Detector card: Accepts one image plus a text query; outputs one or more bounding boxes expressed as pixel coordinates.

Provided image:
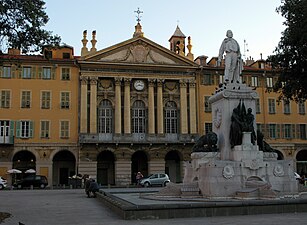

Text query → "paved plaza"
[0,188,306,225]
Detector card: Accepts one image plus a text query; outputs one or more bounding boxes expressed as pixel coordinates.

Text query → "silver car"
[140,173,170,187]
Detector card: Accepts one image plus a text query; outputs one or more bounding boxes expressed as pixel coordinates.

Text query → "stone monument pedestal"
[183,83,298,198]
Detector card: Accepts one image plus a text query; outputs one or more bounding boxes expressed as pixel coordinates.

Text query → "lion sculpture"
[192,132,218,152]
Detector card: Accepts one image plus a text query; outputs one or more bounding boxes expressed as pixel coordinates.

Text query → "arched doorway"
[12,150,36,181]
[165,150,182,183]
[97,151,115,186]
[296,150,307,175]
[53,150,75,186]
[131,151,148,184]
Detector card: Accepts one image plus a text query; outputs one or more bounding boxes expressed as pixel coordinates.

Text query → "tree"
[0,0,61,53]
[269,0,307,102]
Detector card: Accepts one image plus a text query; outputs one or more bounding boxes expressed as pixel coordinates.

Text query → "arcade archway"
[131,151,148,184]
[52,150,75,186]
[274,150,284,160]
[12,150,36,181]
[165,150,182,183]
[296,150,307,175]
[97,151,115,185]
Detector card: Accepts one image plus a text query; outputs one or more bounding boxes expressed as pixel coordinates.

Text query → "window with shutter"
[277,124,281,139]
[291,124,296,139]
[204,123,212,134]
[204,96,212,112]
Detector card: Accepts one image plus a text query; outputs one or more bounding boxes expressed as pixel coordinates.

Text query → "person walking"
[136,172,143,187]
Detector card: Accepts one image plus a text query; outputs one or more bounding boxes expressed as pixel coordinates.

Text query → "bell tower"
[169,25,186,56]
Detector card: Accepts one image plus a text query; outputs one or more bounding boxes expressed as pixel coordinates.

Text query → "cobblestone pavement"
[0,189,306,225]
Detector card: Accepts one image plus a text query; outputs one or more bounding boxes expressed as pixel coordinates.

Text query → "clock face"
[134,80,145,91]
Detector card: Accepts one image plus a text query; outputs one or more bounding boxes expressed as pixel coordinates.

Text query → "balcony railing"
[79,133,198,144]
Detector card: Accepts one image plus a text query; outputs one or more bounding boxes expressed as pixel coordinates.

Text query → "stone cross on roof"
[134,7,143,23]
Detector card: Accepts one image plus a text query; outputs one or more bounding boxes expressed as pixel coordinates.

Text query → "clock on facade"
[134,80,145,91]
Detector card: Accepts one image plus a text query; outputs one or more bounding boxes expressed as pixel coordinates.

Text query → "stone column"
[189,79,197,134]
[157,79,164,135]
[114,77,122,135]
[180,79,188,134]
[80,76,88,133]
[124,78,131,134]
[148,79,156,135]
[90,77,98,133]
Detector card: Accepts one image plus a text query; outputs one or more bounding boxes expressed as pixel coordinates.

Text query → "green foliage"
[0,0,61,53]
[269,0,307,102]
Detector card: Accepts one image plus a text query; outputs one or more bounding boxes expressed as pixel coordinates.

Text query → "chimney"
[195,55,208,66]
[8,48,21,55]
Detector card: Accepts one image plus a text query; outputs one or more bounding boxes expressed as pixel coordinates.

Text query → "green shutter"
[277,124,281,139]
[9,121,15,136]
[264,124,269,138]
[296,124,300,139]
[18,68,22,78]
[51,68,56,80]
[29,121,34,138]
[38,67,42,79]
[292,124,296,139]
[11,66,16,78]
[16,121,21,138]
[9,121,15,143]
[31,66,35,78]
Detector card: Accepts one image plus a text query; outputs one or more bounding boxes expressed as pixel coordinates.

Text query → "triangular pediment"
[81,37,197,67]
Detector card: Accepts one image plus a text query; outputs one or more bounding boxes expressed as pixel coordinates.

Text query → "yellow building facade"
[0,46,79,186]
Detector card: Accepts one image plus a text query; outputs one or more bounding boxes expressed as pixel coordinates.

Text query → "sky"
[44,0,285,61]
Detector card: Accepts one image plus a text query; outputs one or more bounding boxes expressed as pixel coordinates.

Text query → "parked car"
[15,175,48,189]
[0,176,7,190]
[139,173,170,187]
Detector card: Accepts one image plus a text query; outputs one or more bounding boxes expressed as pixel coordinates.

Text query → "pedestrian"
[88,179,99,198]
[136,172,143,187]
[85,176,92,198]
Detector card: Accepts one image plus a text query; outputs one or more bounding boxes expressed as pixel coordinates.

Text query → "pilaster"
[189,79,197,134]
[90,77,98,133]
[148,79,156,135]
[80,76,88,133]
[157,79,164,134]
[180,79,188,134]
[114,77,122,135]
[124,78,131,134]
